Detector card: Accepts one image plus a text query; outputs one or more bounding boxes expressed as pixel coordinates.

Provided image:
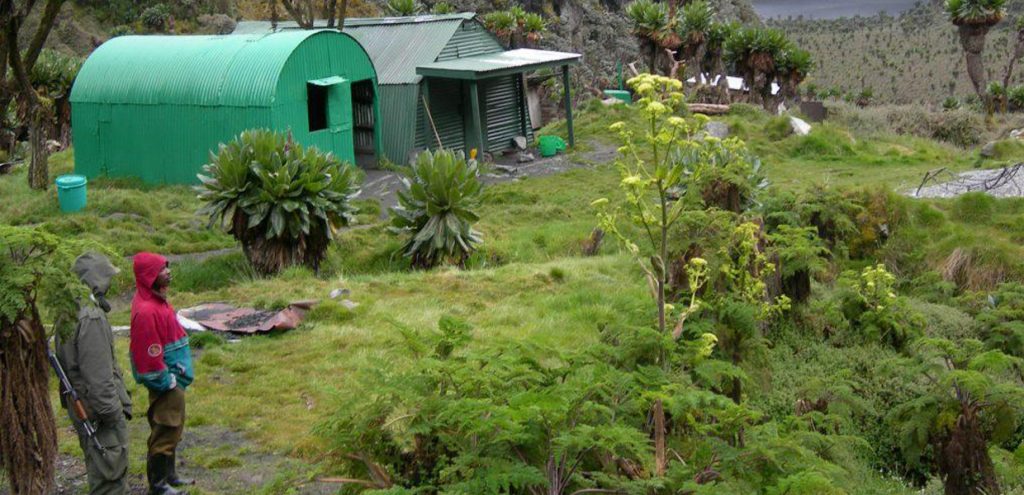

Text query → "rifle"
[47,341,106,454]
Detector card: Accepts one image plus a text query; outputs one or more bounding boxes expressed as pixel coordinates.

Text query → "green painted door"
[309,76,355,163]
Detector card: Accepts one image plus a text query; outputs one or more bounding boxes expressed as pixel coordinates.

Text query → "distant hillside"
[769,1,1024,104]
[40,0,763,99]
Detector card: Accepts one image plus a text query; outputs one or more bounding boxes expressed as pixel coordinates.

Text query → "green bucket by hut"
[538,135,566,157]
[56,175,88,213]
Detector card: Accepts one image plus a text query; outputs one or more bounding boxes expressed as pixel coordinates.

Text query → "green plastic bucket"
[603,89,632,104]
[538,135,566,157]
[56,174,87,213]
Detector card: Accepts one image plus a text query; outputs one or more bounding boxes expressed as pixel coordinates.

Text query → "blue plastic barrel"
[56,175,87,213]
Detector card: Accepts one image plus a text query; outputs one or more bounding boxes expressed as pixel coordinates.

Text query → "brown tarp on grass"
[178,301,316,335]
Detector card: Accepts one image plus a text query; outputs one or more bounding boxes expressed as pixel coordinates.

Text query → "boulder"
[517,152,536,163]
[512,136,528,150]
[197,14,236,35]
[1010,128,1024,140]
[789,116,812,136]
[980,141,997,158]
[703,121,730,139]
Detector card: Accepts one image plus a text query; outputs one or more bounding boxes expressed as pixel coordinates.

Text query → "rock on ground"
[702,121,730,139]
[789,116,812,136]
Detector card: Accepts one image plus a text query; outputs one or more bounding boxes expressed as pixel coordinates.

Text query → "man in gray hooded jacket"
[55,252,133,495]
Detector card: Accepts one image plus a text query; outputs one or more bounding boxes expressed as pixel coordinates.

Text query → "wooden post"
[518,74,529,140]
[468,80,485,155]
[562,65,574,148]
[421,78,432,149]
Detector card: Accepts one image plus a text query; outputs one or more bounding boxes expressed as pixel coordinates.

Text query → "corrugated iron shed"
[231,14,580,163]
[71,30,381,184]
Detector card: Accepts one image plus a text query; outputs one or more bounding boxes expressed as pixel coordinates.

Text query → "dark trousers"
[69,410,129,495]
[147,387,185,457]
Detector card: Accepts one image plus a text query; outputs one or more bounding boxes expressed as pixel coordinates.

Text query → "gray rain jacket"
[55,253,132,422]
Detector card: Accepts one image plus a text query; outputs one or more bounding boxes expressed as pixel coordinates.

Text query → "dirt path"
[37,425,336,495]
[358,141,616,215]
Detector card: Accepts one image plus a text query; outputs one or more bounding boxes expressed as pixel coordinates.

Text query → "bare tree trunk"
[653,399,666,476]
[337,0,347,30]
[28,108,49,189]
[0,312,59,495]
[324,0,337,27]
[958,24,993,102]
[937,405,1000,495]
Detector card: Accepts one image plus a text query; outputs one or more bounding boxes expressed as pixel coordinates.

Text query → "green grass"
[0,150,234,255]
[25,102,1024,493]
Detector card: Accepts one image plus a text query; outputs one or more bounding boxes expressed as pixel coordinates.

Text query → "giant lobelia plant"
[197,129,360,275]
[389,149,484,269]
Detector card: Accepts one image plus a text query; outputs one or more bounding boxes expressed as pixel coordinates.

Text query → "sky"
[751,0,921,20]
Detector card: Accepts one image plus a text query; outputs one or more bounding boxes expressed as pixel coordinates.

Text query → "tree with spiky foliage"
[726,27,791,110]
[775,48,814,106]
[889,338,1024,495]
[626,0,669,74]
[678,0,713,85]
[999,17,1024,112]
[945,0,1007,104]
[702,21,738,103]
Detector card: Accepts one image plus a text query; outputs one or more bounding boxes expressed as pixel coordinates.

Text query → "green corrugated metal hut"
[234,14,580,165]
[70,30,380,184]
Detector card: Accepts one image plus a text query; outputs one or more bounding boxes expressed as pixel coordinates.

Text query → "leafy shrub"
[836,264,924,349]
[768,225,828,303]
[765,115,793,140]
[29,50,82,98]
[389,149,483,269]
[197,130,360,275]
[386,0,420,15]
[943,96,962,111]
[951,191,995,223]
[109,24,135,37]
[825,102,984,147]
[889,338,1023,495]
[682,137,768,213]
[139,3,172,32]
[1009,85,1024,111]
[929,108,984,147]
[430,1,455,14]
[975,283,1024,357]
[316,316,652,494]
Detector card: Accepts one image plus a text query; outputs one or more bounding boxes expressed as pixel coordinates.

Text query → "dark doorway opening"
[351,79,376,167]
[307,82,328,132]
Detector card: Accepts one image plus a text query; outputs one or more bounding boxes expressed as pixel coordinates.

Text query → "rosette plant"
[389,149,484,269]
[197,130,360,275]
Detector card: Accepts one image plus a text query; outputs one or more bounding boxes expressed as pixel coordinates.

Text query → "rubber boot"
[167,452,195,487]
[147,455,187,495]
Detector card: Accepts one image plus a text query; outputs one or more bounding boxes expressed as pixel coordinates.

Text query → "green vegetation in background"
[7,92,1024,493]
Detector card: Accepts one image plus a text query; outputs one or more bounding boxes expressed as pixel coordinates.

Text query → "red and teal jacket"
[129,252,194,393]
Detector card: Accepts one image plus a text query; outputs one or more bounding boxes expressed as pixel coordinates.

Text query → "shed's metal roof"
[233,15,477,86]
[416,48,581,80]
[70,31,349,106]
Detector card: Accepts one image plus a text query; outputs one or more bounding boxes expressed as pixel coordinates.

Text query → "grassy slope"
[7,102,1020,493]
[770,2,1024,104]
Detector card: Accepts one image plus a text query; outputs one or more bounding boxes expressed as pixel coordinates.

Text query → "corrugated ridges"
[344,20,462,85]
[71,31,337,107]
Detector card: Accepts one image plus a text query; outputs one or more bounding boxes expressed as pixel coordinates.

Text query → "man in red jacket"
[130,252,195,495]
